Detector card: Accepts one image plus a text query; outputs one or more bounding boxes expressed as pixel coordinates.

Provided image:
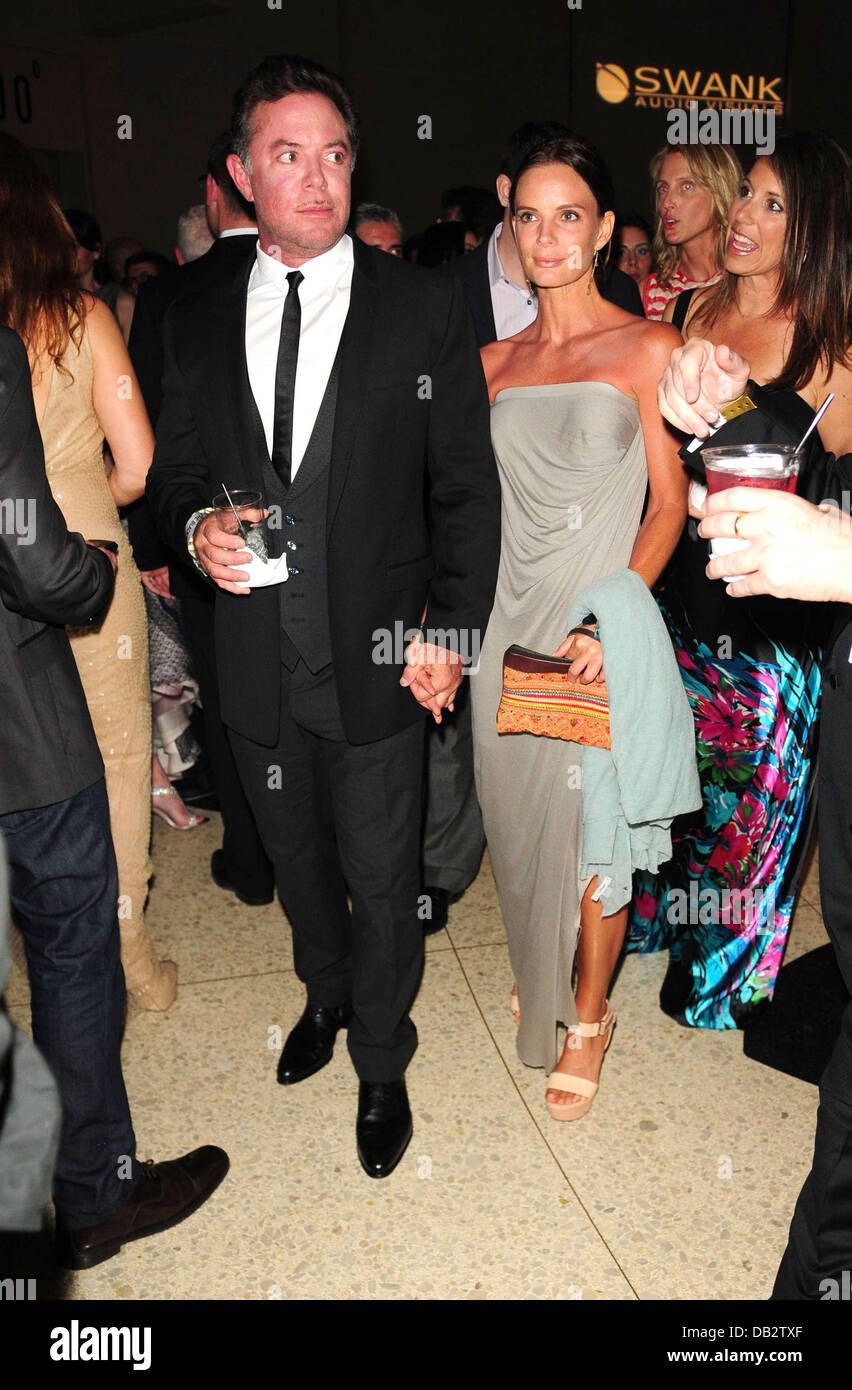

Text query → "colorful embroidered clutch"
[496,645,611,748]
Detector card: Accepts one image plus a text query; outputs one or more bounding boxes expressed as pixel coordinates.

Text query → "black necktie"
[271,269,304,487]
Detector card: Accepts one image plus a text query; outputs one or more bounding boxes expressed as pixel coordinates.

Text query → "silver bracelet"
[184,507,215,579]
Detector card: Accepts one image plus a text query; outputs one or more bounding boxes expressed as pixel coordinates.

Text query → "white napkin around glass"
[243,551,290,588]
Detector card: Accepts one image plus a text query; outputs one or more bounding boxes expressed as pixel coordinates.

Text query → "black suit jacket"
[145,235,501,748]
[450,231,644,347]
[126,232,259,574]
[0,328,115,814]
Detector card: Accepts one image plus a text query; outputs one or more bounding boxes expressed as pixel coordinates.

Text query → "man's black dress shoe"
[211,849,274,907]
[54,1145,229,1270]
[277,1002,350,1085]
[422,885,449,936]
[356,1080,412,1179]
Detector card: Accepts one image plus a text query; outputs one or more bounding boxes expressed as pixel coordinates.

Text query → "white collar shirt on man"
[486,223,537,341]
[244,233,354,476]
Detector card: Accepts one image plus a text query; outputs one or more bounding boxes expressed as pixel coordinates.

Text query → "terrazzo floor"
[5,817,829,1301]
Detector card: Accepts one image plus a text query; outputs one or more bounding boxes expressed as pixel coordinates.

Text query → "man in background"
[353,202,403,256]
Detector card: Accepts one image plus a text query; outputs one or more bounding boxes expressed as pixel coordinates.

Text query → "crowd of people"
[0,50,850,1302]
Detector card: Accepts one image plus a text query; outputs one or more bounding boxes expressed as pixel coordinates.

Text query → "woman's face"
[512,162,611,290]
[74,242,99,280]
[615,224,652,281]
[654,152,714,247]
[724,157,787,279]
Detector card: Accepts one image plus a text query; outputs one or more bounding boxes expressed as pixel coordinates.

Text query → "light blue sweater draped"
[566,568,702,917]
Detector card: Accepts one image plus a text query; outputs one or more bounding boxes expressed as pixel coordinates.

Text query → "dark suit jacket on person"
[0,327,115,815]
[449,234,644,347]
[145,234,501,750]
[125,232,259,574]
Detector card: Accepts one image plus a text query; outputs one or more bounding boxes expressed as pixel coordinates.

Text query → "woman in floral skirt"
[627,131,852,1028]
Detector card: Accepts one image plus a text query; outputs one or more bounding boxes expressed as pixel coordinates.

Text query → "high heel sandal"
[511,985,521,1024]
[151,785,207,830]
[545,1002,616,1122]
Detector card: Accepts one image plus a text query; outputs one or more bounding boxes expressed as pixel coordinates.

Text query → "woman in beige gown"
[0,134,176,1008]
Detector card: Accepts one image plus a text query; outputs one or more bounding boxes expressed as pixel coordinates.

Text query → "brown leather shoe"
[55,1146,229,1270]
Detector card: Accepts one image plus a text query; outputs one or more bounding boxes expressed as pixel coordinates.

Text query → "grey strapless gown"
[470,382,649,1070]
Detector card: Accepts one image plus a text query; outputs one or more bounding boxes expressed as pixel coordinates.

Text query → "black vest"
[245,351,341,673]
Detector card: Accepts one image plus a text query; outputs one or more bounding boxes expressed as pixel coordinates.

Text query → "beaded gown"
[38,324,176,1009]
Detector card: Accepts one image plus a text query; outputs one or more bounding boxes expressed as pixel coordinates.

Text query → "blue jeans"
[1,779,140,1227]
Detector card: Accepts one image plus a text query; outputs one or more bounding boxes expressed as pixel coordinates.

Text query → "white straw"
[795,393,835,453]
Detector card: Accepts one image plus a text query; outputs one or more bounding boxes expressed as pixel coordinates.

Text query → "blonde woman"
[641,143,741,320]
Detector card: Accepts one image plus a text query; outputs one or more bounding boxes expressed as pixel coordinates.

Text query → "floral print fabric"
[626,600,821,1029]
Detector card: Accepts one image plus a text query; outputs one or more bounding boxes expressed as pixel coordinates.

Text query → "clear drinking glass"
[211,489,269,562]
[703,444,800,582]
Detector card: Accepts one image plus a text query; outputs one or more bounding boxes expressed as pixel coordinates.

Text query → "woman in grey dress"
[471,135,687,1118]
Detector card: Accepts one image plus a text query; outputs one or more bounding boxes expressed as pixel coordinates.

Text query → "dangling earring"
[587,249,600,295]
[525,276,534,294]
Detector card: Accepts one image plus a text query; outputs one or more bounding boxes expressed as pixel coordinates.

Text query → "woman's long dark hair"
[692,131,852,392]
[0,133,85,371]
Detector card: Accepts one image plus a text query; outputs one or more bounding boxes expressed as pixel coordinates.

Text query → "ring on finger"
[734,512,746,537]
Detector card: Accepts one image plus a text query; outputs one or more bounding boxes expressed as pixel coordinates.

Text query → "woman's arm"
[554,324,688,683]
[115,288,136,346]
[627,323,690,588]
[87,296,155,507]
[812,358,852,458]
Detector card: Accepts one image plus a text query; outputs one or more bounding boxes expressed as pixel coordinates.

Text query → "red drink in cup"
[702,444,800,582]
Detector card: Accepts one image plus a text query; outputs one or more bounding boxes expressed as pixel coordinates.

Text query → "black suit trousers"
[773,616,852,1298]
[178,578,273,897]
[228,662,425,1081]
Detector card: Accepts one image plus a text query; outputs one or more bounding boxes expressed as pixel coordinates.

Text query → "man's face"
[227,92,352,265]
[357,219,402,256]
[125,259,158,295]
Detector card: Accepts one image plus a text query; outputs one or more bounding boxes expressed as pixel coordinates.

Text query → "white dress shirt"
[487,224,537,341]
[245,233,354,476]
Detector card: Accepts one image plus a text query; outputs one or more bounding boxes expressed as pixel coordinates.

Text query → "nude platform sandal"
[545,1002,616,1122]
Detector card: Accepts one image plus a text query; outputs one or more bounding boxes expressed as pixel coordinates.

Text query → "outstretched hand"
[657,338,751,438]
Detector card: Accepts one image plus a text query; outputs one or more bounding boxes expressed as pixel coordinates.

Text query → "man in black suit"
[420,121,645,938]
[128,132,274,906]
[146,55,500,1178]
[0,327,228,1267]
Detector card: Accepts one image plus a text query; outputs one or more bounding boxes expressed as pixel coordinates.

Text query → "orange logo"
[596,63,631,103]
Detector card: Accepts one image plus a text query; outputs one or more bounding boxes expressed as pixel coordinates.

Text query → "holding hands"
[401,636,465,724]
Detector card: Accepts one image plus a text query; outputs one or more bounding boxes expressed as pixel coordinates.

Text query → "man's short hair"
[499,120,572,184]
[353,202,401,234]
[439,185,501,241]
[177,205,214,263]
[230,54,360,172]
[206,130,256,220]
